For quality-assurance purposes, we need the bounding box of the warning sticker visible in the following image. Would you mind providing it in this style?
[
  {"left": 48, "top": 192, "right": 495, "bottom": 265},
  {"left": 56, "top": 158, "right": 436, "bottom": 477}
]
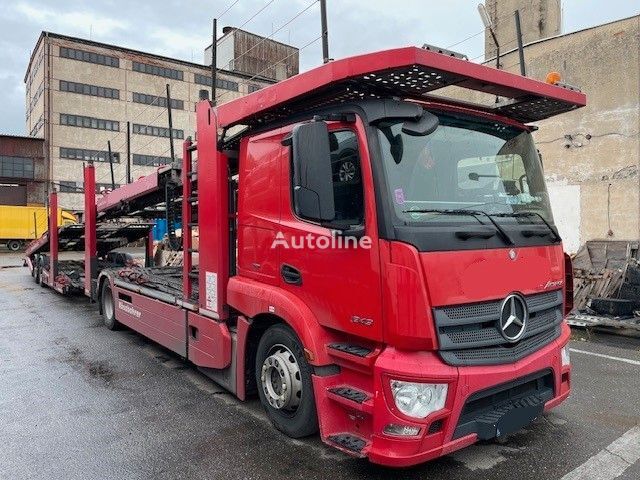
[{"left": 205, "top": 271, "right": 218, "bottom": 312}]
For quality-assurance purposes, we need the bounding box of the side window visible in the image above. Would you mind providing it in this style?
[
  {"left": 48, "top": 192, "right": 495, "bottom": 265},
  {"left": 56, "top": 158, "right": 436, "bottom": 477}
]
[{"left": 329, "top": 131, "right": 364, "bottom": 225}]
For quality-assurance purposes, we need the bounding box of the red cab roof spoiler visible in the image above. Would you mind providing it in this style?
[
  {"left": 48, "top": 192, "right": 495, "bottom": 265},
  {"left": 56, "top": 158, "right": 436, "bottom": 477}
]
[{"left": 214, "top": 46, "right": 586, "bottom": 128}]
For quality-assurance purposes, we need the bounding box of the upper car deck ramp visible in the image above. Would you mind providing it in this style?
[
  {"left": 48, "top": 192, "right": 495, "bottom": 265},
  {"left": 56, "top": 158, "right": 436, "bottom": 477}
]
[
  {"left": 24, "top": 223, "right": 153, "bottom": 257},
  {"left": 214, "top": 46, "right": 586, "bottom": 128}
]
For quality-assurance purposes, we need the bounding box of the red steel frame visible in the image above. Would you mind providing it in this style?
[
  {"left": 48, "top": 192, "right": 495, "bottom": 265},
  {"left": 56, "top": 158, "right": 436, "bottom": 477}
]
[
  {"left": 84, "top": 163, "right": 97, "bottom": 297},
  {"left": 25, "top": 45, "right": 585, "bottom": 467}
]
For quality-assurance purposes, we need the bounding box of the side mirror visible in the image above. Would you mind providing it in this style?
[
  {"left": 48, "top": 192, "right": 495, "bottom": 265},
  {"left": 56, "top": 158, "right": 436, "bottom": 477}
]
[
  {"left": 291, "top": 121, "right": 335, "bottom": 222},
  {"left": 402, "top": 111, "right": 439, "bottom": 136}
]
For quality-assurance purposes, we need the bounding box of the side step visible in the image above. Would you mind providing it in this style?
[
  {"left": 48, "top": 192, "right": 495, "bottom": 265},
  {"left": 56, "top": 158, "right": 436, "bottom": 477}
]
[
  {"left": 327, "top": 434, "right": 369, "bottom": 457},
  {"left": 328, "top": 343, "right": 372, "bottom": 357},
  {"left": 327, "top": 343, "right": 379, "bottom": 372},
  {"left": 328, "top": 386, "right": 368, "bottom": 403},
  {"left": 327, "top": 386, "right": 373, "bottom": 414}
]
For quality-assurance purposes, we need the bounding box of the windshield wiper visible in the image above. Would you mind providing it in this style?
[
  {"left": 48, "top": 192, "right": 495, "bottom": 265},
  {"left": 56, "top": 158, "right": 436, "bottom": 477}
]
[
  {"left": 403, "top": 208, "right": 515, "bottom": 245},
  {"left": 494, "top": 211, "right": 561, "bottom": 242}
]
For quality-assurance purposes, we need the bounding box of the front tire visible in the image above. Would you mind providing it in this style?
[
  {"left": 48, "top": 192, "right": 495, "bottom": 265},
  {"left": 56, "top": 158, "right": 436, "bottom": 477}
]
[
  {"left": 255, "top": 324, "right": 319, "bottom": 438},
  {"left": 101, "top": 283, "right": 121, "bottom": 331}
]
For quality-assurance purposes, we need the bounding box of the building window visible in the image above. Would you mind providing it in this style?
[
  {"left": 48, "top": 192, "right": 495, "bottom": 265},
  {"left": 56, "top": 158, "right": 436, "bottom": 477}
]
[
  {"left": 60, "top": 114, "right": 119, "bottom": 132},
  {"left": 194, "top": 74, "right": 239, "bottom": 92},
  {"left": 132, "top": 153, "right": 178, "bottom": 167},
  {"left": 132, "top": 92, "right": 183, "bottom": 110},
  {"left": 248, "top": 84, "right": 261, "bottom": 93},
  {"left": 96, "top": 182, "right": 120, "bottom": 193},
  {"left": 57, "top": 181, "right": 120, "bottom": 194},
  {"left": 0, "top": 156, "right": 35, "bottom": 179},
  {"left": 58, "top": 181, "right": 80, "bottom": 193},
  {"left": 59, "top": 80, "right": 119, "bottom": 100},
  {"left": 60, "top": 147, "right": 120, "bottom": 163},
  {"left": 132, "top": 123, "right": 183, "bottom": 139},
  {"left": 59, "top": 46, "right": 119, "bottom": 68},
  {"left": 132, "top": 61, "right": 183, "bottom": 80},
  {"left": 30, "top": 114, "right": 44, "bottom": 137}
]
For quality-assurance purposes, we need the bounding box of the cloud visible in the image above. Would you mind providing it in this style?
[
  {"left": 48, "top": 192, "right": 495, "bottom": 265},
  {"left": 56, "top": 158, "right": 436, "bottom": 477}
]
[
  {"left": 0, "top": 0, "right": 636, "bottom": 136},
  {"left": 14, "top": 2, "right": 129, "bottom": 39}
]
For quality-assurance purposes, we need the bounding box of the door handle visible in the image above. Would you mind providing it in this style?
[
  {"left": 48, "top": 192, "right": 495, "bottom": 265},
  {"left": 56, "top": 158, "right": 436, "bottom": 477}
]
[{"left": 281, "top": 264, "right": 302, "bottom": 285}]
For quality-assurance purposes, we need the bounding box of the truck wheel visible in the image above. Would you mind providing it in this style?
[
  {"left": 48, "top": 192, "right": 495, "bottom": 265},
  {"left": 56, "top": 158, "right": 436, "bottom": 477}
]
[
  {"left": 33, "top": 257, "right": 39, "bottom": 283},
  {"left": 37, "top": 258, "right": 46, "bottom": 287},
  {"left": 255, "top": 324, "right": 319, "bottom": 438},
  {"left": 7, "top": 240, "right": 21, "bottom": 252},
  {"left": 101, "top": 283, "right": 121, "bottom": 331}
]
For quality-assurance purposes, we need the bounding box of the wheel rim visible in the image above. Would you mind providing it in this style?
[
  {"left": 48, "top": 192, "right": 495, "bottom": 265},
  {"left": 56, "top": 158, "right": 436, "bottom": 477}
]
[
  {"left": 339, "top": 161, "right": 356, "bottom": 182},
  {"left": 103, "top": 288, "right": 114, "bottom": 319},
  {"left": 260, "top": 344, "right": 302, "bottom": 412}
]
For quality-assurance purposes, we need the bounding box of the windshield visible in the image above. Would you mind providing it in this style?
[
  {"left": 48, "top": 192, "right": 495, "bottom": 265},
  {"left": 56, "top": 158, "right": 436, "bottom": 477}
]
[{"left": 376, "top": 111, "right": 554, "bottom": 225}]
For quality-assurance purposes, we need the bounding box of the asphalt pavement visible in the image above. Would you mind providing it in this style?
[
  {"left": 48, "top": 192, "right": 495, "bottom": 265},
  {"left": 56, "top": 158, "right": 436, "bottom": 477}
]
[{"left": 1, "top": 252, "right": 639, "bottom": 480}]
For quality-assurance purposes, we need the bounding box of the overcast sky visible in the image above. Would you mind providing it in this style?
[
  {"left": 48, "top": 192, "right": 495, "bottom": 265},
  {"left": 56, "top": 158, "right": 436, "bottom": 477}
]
[{"left": 1, "top": 0, "right": 637, "bottom": 135}]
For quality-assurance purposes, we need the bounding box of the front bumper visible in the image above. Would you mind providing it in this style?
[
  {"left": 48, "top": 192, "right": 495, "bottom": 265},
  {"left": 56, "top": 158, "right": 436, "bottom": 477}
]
[{"left": 366, "top": 323, "right": 572, "bottom": 467}]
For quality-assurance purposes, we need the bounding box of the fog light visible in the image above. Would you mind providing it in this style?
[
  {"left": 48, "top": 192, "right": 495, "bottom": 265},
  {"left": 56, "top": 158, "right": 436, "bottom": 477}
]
[
  {"left": 383, "top": 423, "right": 421, "bottom": 437},
  {"left": 390, "top": 380, "right": 447, "bottom": 418},
  {"left": 561, "top": 345, "right": 571, "bottom": 367}
]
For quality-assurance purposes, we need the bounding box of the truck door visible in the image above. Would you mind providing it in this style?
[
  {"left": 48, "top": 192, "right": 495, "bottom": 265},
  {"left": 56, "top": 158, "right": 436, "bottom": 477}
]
[{"left": 277, "top": 120, "right": 383, "bottom": 342}]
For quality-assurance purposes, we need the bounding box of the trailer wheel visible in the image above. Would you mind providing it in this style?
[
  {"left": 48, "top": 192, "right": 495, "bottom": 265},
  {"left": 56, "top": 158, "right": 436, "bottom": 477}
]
[
  {"left": 6, "top": 240, "right": 21, "bottom": 252},
  {"left": 101, "top": 283, "right": 121, "bottom": 331},
  {"left": 255, "top": 324, "right": 318, "bottom": 438},
  {"left": 37, "top": 257, "right": 46, "bottom": 287}
]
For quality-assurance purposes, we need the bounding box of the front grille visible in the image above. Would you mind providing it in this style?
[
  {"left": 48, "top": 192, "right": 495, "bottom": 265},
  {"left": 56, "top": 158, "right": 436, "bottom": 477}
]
[
  {"left": 453, "top": 370, "right": 555, "bottom": 440},
  {"left": 434, "top": 290, "right": 563, "bottom": 366}
]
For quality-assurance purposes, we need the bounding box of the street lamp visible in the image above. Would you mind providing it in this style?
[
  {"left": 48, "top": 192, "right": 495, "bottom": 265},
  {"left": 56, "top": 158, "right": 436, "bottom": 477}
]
[{"left": 478, "top": 4, "right": 500, "bottom": 69}]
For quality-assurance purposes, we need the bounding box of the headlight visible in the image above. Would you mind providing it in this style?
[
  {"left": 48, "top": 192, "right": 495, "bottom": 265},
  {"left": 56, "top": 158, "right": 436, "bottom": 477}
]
[
  {"left": 561, "top": 345, "right": 571, "bottom": 367},
  {"left": 390, "top": 380, "right": 447, "bottom": 418}
]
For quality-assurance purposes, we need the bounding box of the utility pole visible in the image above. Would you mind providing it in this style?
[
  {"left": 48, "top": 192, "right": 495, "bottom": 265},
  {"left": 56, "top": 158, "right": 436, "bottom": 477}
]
[
  {"left": 211, "top": 18, "right": 217, "bottom": 104},
  {"left": 126, "top": 121, "right": 131, "bottom": 183},
  {"left": 107, "top": 140, "right": 115, "bottom": 190},
  {"left": 320, "top": 0, "right": 329, "bottom": 63},
  {"left": 514, "top": 9, "right": 526, "bottom": 76},
  {"left": 478, "top": 3, "right": 500, "bottom": 70},
  {"left": 166, "top": 83, "right": 175, "bottom": 162}
]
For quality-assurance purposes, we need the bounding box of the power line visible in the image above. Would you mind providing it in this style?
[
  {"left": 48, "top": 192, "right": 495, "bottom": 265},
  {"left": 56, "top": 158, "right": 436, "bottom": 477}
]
[
  {"left": 217, "top": 0, "right": 240, "bottom": 20},
  {"left": 216, "top": 0, "right": 277, "bottom": 49},
  {"left": 219, "top": 0, "right": 319, "bottom": 71},
  {"left": 216, "top": 34, "right": 323, "bottom": 103}
]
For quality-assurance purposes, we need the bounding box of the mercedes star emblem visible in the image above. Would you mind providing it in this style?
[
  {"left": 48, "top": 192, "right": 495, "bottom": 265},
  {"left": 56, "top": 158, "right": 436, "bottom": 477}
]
[{"left": 499, "top": 294, "right": 528, "bottom": 343}]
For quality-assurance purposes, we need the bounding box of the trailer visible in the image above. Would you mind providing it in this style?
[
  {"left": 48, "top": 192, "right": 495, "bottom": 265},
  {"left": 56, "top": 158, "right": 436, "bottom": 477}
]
[
  {"left": 26, "top": 45, "right": 585, "bottom": 467},
  {"left": 0, "top": 204, "right": 76, "bottom": 252}
]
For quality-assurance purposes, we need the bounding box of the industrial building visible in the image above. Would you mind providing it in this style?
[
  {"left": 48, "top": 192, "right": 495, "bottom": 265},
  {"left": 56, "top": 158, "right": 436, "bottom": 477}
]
[
  {"left": 0, "top": 134, "right": 46, "bottom": 206},
  {"left": 480, "top": 1, "right": 639, "bottom": 253},
  {"left": 24, "top": 30, "right": 298, "bottom": 211},
  {"left": 205, "top": 26, "right": 299, "bottom": 81}
]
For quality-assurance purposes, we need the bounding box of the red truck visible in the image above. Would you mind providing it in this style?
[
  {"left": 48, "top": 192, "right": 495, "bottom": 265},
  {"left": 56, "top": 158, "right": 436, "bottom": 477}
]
[{"left": 26, "top": 45, "right": 585, "bottom": 467}]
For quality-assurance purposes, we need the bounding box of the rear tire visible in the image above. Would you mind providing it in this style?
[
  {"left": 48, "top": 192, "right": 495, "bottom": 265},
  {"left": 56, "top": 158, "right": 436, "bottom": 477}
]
[
  {"left": 7, "top": 240, "right": 21, "bottom": 252},
  {"left": 255, "top": 324, "right": 319, "bottom": 438},
  {"left": 101, "top": 283, "right": 121, "bottom": 331},
  {"left": 37, "top": 257, "right": 46, "bottom": 287}
]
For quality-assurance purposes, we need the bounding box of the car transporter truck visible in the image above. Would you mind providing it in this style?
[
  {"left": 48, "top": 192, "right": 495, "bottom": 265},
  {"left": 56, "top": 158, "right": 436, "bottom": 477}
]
[{"left": 25, "top": 45, "right": 585, "bottom": 467}]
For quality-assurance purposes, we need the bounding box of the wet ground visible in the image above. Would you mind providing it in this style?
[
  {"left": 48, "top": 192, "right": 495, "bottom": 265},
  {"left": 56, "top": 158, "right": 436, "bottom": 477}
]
[{"left": 1, "top": 252, "right": 639, "bottom": 479}]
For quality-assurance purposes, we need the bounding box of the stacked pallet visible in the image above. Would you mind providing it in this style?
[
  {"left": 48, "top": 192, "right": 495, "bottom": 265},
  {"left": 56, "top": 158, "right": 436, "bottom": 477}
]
[{"left": 573, "top": 268, "right": 625, "bottom": 311}]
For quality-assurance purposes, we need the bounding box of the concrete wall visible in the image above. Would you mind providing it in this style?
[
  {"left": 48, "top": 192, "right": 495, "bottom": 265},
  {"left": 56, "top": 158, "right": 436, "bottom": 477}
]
[
  {"left": 494, "top": 15, "right": 640, "bottom": 252},
  {"left": 484, "top": 0, "right": 561, "bottom": 61}
]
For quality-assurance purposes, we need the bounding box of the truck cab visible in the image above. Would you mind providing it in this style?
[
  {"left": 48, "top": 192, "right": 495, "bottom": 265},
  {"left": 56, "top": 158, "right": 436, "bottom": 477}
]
[{"left": 225, "top": 95, "right": 573, "bottom": 465}]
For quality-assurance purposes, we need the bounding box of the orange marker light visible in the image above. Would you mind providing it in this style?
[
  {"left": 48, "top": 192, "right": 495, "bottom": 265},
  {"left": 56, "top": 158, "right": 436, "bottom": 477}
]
[{"left": 546, "top": 71, "right": 562, "bottom": 85}]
